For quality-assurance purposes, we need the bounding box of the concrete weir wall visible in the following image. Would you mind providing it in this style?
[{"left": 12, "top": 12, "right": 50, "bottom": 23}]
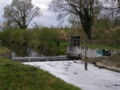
[
  {"left": 67, "top": 46, "right": 101, "bottom": 58},
  {"left": 80, "top": 47, "right": 120, "bottom": 58},
  {"left": 67, "top": 46, "right": 120, "bottom": 58},
  {"left": 80, "top": 47, "right": 99, "bottom": 58}
]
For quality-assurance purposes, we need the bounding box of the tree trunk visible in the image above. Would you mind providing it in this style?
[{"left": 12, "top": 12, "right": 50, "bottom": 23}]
[{"left": 118, "top": 0, "right": 120, "bottom": 9}]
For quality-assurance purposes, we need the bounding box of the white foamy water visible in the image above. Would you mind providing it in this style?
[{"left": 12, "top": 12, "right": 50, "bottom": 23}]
[{"left": 24, "top": 61, "right": 120, "bottom": 90}]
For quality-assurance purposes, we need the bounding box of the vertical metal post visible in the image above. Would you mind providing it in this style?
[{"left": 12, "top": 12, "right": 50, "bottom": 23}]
[{"left": 84, "top": 48, "right": 88, "bottom": 70}]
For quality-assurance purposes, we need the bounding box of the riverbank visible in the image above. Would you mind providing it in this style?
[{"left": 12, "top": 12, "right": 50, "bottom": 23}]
[
  {"left": 0, "top": 47, "right": 12, "bottom": 58},
  {"left": 96, "top": 53, "right": 120, "bottom": 72},
  {"left": 82, "top": 53, "right": 120, "bottom": 72},
  {"left": 0, "top": 47, "right": 80, "bottom": 90}
]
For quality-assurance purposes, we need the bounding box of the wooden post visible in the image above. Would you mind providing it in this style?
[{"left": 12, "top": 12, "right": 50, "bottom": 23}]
[
  {"left": 85, "top": 61, "right": 88, "bottom": 70},
  {"left": 84, "top": 47, "right": 88, "bottom": 70}
]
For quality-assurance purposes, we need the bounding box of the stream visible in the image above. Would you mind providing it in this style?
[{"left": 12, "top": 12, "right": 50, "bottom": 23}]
[{"left": 24, "top": 60, "right": 120, "bottom": 90}]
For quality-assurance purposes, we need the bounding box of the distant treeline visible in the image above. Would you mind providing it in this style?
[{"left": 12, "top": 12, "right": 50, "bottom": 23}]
[{"left": 0, "top": 25, "right": 120, "bottom": 56}]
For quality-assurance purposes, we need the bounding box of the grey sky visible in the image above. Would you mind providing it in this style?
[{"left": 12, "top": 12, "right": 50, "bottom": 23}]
[{"left": 0, "top": 0, "right": 69, "bottom": 27}]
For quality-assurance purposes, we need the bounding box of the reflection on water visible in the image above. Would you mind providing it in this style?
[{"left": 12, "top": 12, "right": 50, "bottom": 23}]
[
  {"left": 1, "top": 44, "right": 40, "bottom": 57},
  {"left": 3, "top": 43, "right": 120, "bottom": 57},
  {"left": 12, "top": 48, "right": 41, "bottom": 57}
]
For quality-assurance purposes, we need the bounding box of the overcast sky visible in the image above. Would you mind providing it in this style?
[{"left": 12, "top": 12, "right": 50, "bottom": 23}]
[{"left": 0, "top": 0, "right": 69, "bottom": 28}]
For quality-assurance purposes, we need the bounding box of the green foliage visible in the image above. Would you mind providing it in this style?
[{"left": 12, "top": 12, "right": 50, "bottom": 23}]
[
  {"left": 0, "top": 47, "right": 10, "bottom": 53},
  {"left": 93, "top": 18, "right": 113, "bottom": 30},
  {"left": 0, "top": 56, "right": 80, "bottom": 90},
  {"left": 81, "top": 44, "right": 120, "bottom": 49},
  {"left": 1, "top": 24, "right": 119, "bottom": 56},
  {"left": 111, "top": 27, "right": 120, "bottom": 44},
  {"left": 0, "top": 28, "right": 66, "bottom": 56},
  {"left": 35, "top": 28, "right": 61, "bottom": 55},
  {"left": 0, "top": 29, "right": 31, "bottom": 45}
]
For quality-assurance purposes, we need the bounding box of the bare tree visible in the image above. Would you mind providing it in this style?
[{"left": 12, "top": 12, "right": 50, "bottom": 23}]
[
  {"left": 110, "top": 0, "right": 120, "bottom": 10},
  {"left": 102, "top": 0, "right": 120, "bottom": 27},
  {"left": 103, "top": 0, "right": 120, "bottom": 17},
  {"left": 3, "top": 0, "right": 40, "bottom": 29},
  {"left": 117, "top": 0, "right": 120, "bottom": 9},
  {"left": 50, "top": 0, "right": 101, "bottom": 39}
]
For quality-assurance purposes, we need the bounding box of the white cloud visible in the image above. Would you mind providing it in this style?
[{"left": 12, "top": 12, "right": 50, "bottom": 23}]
[
  {"left": 32, "top": 0, "right": 51, "bottom": 11},
  {"left": 32, "top": 0, "right": 52, "bottom": 5}
]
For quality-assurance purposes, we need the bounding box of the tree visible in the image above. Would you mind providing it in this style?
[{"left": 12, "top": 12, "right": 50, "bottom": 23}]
[
  {"left": 3, "top": 0, "right": 40, "bottom": 29},
  {"left": 101, "top": 0, "right": 120, "bottom": 27},
  {"left": 108, "top": 0, "right": 120, "bottom": 10},
  {"left": 50, "top": 0, "right": 101, "bottom": 39},
  {"left": 68, "top": 14, "right": 80, "bottom": 27},
  {"left": 103, "top": 0, "right": 120, "bottom": 18},
  {"left": 117, "top": 0, "right": 120, "bottom": 9},
  {"left": 50, "top": 0, "right": 101, "bottom": 70}
]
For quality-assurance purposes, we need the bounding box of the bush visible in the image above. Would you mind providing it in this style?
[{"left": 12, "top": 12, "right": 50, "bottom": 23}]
[{"left": 0, "top": 28, "right": 66, "bottom": 56}]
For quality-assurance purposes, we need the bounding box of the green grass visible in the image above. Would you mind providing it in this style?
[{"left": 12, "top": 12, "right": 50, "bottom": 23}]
[
  {"left": 0, "top": 47, "right": 10, "bottom": 53},
  {"left": 55, "top": 42, "right": 68, "bottom": 55},
  {"left": 60, "top": 42, "right": 120, "bottom": 50},
  {"left": 0, "top": 56, "right": 81, "bottom": 90},
  {"left": 60, "top": 42, "right": 69, "bottom": 48},
  {"left": 81, "top": 44, "right": 120, "bottom": 50}
]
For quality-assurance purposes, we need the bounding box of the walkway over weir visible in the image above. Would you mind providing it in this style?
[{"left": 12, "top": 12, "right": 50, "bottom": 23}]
[{"left": 13, "top": 56, "right": 69, "bottom": 62}]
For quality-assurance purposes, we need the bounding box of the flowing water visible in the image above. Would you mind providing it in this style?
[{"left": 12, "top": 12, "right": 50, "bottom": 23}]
[{"left": 24, "top": 61, "right": 120, "bottom": 90}]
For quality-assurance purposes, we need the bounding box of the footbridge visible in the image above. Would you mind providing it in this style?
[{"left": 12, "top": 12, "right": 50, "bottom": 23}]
[{"left": 13, "top": 56, "right": 69, "bottom": 62}]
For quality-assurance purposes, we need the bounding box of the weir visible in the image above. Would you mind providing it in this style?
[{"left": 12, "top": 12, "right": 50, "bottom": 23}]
[{"left": 12, "top": 56, "right": 69, "bottom": 62}]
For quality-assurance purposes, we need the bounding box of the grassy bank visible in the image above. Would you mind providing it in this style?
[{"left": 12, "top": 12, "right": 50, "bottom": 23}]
[
  {"left": 0, "top": 56, "right": 80, "bottom": 90},
  {"left": 0, "top": 47, "right": 10, "bottom": 53},
  {"left": 81, "top": 44, "right": 120, "bottom": 50}
]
